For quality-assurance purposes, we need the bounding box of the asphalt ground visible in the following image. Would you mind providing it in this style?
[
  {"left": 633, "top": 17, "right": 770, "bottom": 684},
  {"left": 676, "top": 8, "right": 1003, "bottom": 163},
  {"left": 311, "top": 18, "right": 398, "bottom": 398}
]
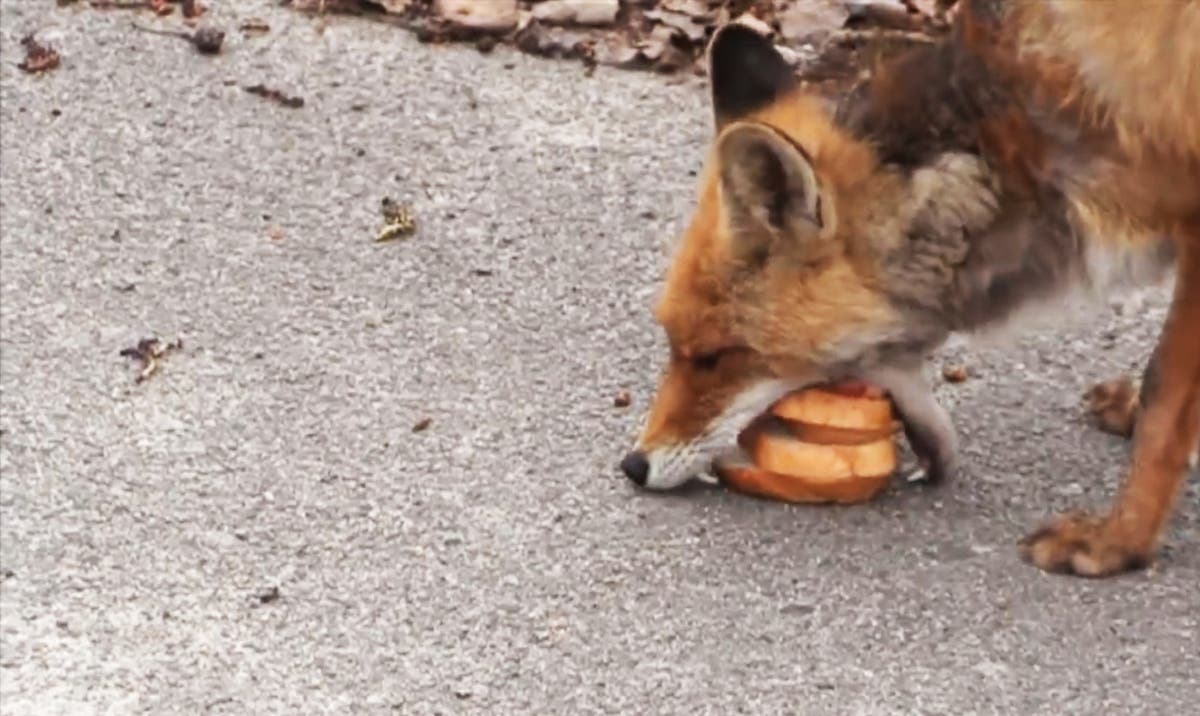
[{"left": 1, "top": 2, "right": 1197, "bottom": 714}]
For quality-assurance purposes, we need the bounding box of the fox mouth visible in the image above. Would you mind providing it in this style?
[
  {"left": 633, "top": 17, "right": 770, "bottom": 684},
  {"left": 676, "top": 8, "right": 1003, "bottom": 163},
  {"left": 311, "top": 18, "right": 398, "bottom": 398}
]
[
  {"left": 724, "top": 372, "right": 959, "bottom": 488},
  {"left": 708, "top": 378, "right": 898, "bottom": 472},
  {"left": 629, "top": 369, "right": 959, "bottom": 491}
]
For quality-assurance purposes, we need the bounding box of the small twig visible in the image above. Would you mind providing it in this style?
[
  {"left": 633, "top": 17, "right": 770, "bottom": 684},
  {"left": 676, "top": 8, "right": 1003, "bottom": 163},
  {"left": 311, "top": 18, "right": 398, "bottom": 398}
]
[
  {"left": 89, "top": 0, "right": 153, "bottom": 9},
  {"left": 131, "top": 20, "right": 224, "bottom": 54},
  {"left": 243, "top": 84, "right": 305, "bottom": 108}
]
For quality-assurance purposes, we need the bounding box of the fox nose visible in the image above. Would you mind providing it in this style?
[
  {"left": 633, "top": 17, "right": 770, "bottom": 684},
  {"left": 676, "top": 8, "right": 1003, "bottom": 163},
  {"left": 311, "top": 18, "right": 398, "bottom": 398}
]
[{"left": 620, "top": 451, "right": 650, "bottom": 486}]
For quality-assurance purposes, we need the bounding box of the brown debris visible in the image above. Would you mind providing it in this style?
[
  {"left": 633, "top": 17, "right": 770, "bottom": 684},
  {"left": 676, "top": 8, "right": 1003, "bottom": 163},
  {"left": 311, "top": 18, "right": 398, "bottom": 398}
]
[
  {"left": 613, "top": 390, "right": 632, "bottom": 408},
  {"left": 191, "top": 26, "right": 225, "bottom": 53},
  {"left": 412, "top": 417, "right": 433, "bottom": 433},
  {"left": 244, "top": 84, "right": 305, "bottom": 108},
  {"left": 474, "top": 35, "right": 497, "bottom": 53},
  {"left": 942, "top": 365, "right": 970, "bottom": 383},
  {"left": 181, "top": 0, "right": 205, "bottom": 19},
  {"left": 119, "top": 336, "right": 183, "bottom": 384},
  {"left": 375, "top": 197, "right": 417, "bottom": 242},
  {"left": 239, "top": 18, "right": 271, "bottom": 34},
  {"left": 1085, "top": 377, "right": 1139, "bottom": 438},
  {"left": 278, "top": 0, "right": 959, "bottom": 84},
  {"left": 18, "top": 35, "right": 61, "bottom": 74}
]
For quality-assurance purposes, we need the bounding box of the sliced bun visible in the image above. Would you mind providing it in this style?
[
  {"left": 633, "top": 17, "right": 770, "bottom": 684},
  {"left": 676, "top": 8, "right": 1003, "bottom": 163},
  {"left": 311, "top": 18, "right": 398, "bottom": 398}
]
[
  {"left": 771, "top": 388, "right": 893, "bottom": 431},
  {"left": 717, "top": 384, "right": 898, "bottom": 505},
  {"left": 752, "top": 429, "right": 897, "bottom": 482},
  {"left": 713, "top": 454, "right": 891, "bottom": 504},
  {"left": 782, "top": 418, "right": 899, "bottom": 445}
]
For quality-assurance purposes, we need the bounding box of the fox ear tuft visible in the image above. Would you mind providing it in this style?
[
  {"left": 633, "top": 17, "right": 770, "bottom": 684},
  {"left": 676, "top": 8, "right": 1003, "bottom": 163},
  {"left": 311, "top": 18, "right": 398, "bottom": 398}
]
[
  {"left": 716, "top": 122, "right": 831, "bottom": 264},
  {"left": 707, "top": 23, "right": 797, "bottom": 130}
]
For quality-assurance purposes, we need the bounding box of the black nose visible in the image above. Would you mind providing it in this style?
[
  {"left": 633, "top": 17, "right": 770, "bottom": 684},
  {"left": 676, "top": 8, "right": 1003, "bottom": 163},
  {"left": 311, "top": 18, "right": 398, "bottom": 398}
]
[{"left": 620, "top": 451, "right": 650, "bottom": 486}]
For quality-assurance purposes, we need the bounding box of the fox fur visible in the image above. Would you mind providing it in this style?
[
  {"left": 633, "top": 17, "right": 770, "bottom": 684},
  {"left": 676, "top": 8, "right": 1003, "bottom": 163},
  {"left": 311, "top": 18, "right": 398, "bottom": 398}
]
[{"left": 623, "top": 0, "right": 1200, "bottom": 577}]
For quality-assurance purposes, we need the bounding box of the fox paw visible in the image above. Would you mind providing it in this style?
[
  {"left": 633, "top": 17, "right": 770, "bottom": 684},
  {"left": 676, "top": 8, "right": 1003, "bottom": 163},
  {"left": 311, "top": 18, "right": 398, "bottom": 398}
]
[
  {"left": 1085, "top": 377, "right": 1138, "bottom": 439},
  {"left": 1018, "top": 512, "right": 1152, "bottom": 577},
  {"left": 899, "top": 418, "right": 958, "bottom": 486}
]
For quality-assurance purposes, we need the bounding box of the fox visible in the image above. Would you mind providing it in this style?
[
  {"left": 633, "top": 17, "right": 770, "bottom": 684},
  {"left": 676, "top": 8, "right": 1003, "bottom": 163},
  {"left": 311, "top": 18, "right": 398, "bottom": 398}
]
[{"left": 620, "top": 0, "right": 1200, "bottom": 578}]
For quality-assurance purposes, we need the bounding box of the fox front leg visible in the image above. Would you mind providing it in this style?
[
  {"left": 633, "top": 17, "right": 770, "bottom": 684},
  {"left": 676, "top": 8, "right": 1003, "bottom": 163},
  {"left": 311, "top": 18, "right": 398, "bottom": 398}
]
[{"left": 867, "top": 363, "right": 960, "bottom": 484}]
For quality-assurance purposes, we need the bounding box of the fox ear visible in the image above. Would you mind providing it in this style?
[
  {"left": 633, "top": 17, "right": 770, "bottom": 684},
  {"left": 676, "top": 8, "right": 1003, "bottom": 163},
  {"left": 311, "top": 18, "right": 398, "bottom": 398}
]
[
  {"left": 716, "top": 122, "right": 830, "bottom": 263},
  {"left": 708, "top": 23, "right": 797, "bottom": 130}
]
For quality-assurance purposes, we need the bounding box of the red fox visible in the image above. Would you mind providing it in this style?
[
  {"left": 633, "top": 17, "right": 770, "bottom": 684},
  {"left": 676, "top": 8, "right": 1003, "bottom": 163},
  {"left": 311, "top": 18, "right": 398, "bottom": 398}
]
[{"left": 620, "top": 1, "right": 1200, "bottom": 577}]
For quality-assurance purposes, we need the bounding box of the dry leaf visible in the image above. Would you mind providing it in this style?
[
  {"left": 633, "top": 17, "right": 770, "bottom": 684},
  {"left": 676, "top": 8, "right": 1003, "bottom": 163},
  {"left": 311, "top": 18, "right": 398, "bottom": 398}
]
[{"left": 18, "top": 35, "right": 60, "bottom": 74}]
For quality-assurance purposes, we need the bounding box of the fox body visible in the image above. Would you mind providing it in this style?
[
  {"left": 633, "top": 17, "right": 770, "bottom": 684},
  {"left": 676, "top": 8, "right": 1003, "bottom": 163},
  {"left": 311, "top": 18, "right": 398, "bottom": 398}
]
[{"left": 622, "top": 0, "right": 1200, "bottom": 577}]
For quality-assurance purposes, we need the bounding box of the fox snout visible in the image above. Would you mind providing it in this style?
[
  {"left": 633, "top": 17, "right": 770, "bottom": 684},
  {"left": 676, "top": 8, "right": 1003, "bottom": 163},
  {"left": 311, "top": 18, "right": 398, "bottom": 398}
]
[{"left": 623, "top": 376, "right": 811, "bottom": 491}]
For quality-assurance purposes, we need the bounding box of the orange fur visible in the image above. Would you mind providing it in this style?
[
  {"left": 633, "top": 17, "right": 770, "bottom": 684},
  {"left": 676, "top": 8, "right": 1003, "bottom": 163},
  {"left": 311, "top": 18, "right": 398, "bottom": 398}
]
[
  {"left": 629, "top": 7, "right": 1200, "bottom": 576},
  {"left": 641, "top": 93, "right": 898, "bottom": 453}
]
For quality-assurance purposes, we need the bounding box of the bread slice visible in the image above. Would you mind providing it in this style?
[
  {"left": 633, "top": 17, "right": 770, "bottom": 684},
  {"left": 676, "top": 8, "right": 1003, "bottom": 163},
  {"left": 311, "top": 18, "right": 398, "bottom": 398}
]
[
  {"left": 713, "top": 452, "right": 892, "bottom": 504},
  {"left": 752, "top": 428, "right": 897, "bottom": 481},
  {"left": 770, "top": 387, "right": 893, "bottom": 431}
]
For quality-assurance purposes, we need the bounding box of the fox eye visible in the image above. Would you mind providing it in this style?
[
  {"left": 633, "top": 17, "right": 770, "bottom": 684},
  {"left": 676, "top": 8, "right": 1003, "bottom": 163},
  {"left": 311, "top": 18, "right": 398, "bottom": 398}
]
[{"left": 692, "top": 350, "right": 724, "bottom": 371}]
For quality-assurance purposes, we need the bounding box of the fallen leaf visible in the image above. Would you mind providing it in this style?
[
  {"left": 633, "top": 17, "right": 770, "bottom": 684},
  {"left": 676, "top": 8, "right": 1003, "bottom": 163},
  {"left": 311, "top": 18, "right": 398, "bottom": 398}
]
[
  {"left": 365, "top": 0, "right": 412, "bottom": 13},
  {"left": 375, "top": 197, "right": 417, "bottom": 242},
  {"left": 119, "top": 336, "right": 183, "bottom": 384},
  {"left": 18, "top": 35, "right": 61, "bottom": 74},
  {"left": 643, "top": 9, "right": 706, "bottom": 44}
]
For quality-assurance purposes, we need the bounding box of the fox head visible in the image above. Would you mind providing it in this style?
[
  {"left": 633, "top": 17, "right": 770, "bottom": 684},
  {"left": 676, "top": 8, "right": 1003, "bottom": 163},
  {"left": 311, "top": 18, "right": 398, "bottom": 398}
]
[{"left": 621, "top": 23, "right": 1001, "bottom": 489}]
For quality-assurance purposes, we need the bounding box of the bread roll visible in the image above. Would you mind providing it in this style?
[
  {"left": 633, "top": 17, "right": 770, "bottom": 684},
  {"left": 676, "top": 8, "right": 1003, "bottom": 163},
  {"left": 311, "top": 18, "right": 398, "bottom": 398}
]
[{"left": 715, "top": 384, "right": 899, "bottom": 504}]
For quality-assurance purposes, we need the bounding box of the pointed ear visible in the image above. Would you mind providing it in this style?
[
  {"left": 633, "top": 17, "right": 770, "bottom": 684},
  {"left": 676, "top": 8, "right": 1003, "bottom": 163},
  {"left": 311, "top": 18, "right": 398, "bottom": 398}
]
[
  {"left": 707, "top": 23, "right": 798, "bottom": 130},
  {"left": 716, "top": 122, "right": 832, "bottom": 264}
]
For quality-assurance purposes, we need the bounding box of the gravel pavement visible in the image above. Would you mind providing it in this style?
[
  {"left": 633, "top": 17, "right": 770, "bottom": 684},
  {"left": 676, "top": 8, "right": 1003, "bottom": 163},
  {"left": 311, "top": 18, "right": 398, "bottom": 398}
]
[{"left": 1, "top": 2, "right": 1197, "bottom": 714}]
